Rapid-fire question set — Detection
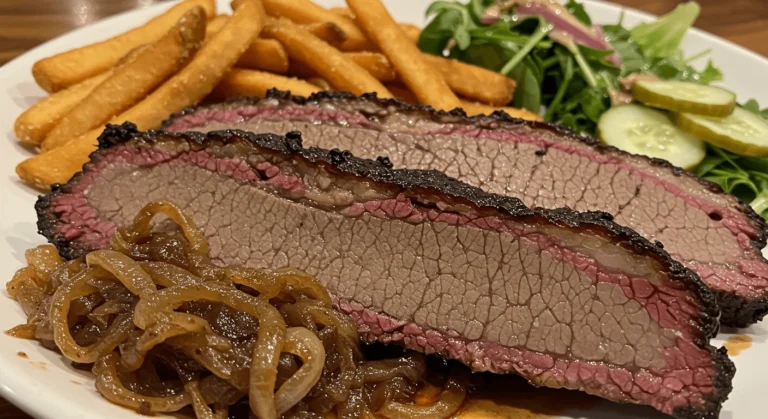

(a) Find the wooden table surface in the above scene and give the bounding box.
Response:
[1,0,767,417]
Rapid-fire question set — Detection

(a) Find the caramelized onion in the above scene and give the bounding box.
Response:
[186,380,228,419]
[95,353,191,412]
[140,261,203,287]
[5,324,36,339]
[50,268,134,363]
[275,328,326,414]
[7,201,468,419]
[86,250,156,297]
[378,369,468,418]
[117,200,209,256]
[25,245,63,288]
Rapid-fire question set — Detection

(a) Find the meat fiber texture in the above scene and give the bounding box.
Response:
[162,90,768,328]
[37,123,734,418]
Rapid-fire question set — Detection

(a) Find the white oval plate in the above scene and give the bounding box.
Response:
[1,1,767,418]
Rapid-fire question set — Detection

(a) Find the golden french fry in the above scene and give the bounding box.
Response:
[345,52,396,83]
[206,14,290,74]
[41,7,208,151]
[344,52,514,105]
[300,22,348,47]
[13,72,111,145]
[461,101,543,122]
[17,0,264,189]
[262,0,372,51]
[306,77,332,91]
[32,0,216,93]
[239,39,291,74]
[213,68,322,99]
[262,18,391,97]
[328,7,355,20]
[347,0,460,110]
[326,7,419,47]
[205,14,230,37]
[421,54,516,106]
[399,23,421,43]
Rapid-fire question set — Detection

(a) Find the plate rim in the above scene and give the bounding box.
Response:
[0,0,765,418]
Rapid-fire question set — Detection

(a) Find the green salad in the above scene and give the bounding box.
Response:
[417,0,768,220]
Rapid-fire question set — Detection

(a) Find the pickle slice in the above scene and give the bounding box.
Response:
[597,104,706,170]
[633,80,736,117]
[675,107,768,157]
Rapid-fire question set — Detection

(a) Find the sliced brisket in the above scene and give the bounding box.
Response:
[161,90,768,327]
[37,123,733,418]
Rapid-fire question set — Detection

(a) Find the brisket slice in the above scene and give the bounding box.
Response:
[37,123,733,418]
[162,90,768,328]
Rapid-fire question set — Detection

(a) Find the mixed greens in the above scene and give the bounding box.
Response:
[418,0,768,220]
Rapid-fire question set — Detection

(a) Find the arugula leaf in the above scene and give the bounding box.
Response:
[419,7,462,54]
[544,48,575,121]
[630,2,700,58]
[603,22,645,75]
[645,52,722,84]
[697,60,723,84]
[743,99,768,119]
[696,140,768,221]
[566,0,592,26]
[743,99,762,114]
[420,1,477,51]
[695,155,726,177]
[499,19,553,75]
[509,56,543,112]
[468,22,548,47]
[468,0,492,21]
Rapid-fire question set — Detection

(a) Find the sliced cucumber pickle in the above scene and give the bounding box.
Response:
[597,104,705,169]
[675,107,768,157]
[632,80,736,117]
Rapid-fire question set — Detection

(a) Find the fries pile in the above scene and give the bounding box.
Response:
[14,0,541,190]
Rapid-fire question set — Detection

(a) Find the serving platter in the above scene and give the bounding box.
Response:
[1,0,767,418]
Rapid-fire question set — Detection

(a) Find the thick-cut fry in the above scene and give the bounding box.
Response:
[326,8,420,50]
[262,18,391,98]
[205,14,230,37]
[399,23,421,43]
[17,0,264,189]
[461,101,543,121]
[41,7,207,151]
[239,39,291,73]
[421,54,516,106]
[328,7,355,20]
[347,0,460,110]
[307,78,332,91]
[205,13,289,74]
[300,22,348,47]
[32,0,216,93]
[214,68,322,99]
[262,0,372,51]
[13,72,111,145]
[344,52,514,104]
[346,52,396,83]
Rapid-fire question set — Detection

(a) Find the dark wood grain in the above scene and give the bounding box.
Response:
[0,0,767,417]
[611,0,768,57]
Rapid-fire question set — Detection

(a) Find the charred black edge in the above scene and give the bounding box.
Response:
[37,122,733,419]
[161,89,768,327]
